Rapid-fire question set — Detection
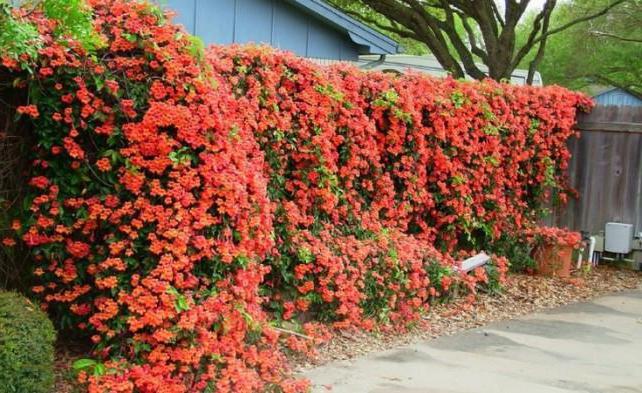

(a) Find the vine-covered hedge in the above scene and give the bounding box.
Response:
[2,2,296,392]
[208,45,590,326]
[0,1,590,392]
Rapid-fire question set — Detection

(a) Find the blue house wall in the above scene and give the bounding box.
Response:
[165,0,365,60]
[593,88,642,107]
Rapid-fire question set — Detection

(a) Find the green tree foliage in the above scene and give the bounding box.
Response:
[330,0,628,84]
[0,2,41,64]
[40,0,104,51]
[519,0,641,96]
[0,0,102,65]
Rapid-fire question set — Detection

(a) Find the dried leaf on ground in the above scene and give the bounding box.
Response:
[56,267,642,387]
[294,266,642,371]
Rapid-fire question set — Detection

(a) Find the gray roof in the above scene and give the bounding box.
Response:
[358,55,543,86]
[592,87,642,107]
[285,0,402,55]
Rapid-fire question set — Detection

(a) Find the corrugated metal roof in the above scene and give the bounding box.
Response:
[306,56,542,86]
[593,88,642,107]
[358,55,543,86]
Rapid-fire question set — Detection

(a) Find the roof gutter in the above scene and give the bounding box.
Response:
[359,54,386,70]
[285,0,401,55]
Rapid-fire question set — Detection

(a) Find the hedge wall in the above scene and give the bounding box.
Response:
[0,1,590,392]
[209,46,590,326]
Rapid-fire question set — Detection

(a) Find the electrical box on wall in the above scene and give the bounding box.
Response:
[604,223,634,254]
[593,235,605,252]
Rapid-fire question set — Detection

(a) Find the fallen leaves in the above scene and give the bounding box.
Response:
[55,266,641,389]
[294,266,642,371]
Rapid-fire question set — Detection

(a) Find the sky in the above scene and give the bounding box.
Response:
[494,0,568,23]
[526,0,549,11]
[495,0,555,18]
[525,0,573,14]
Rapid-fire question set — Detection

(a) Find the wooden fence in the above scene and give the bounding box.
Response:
[544,106,642,235]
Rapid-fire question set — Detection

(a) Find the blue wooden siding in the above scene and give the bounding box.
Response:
[196,1,234,44]
[165,0,362,60]
[594,88,642,107]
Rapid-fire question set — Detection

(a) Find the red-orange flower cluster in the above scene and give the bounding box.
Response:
[1,1,590,392]
[208,45,589,325]
[3,1,297,392]
[526,226,583,249]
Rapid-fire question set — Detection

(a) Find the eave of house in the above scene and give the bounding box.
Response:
[284,0,402,55]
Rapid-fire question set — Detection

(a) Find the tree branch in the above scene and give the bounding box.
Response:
[491,0,505,27]
[437,0,487,79]
[585,74,642,100]
[589,30,642,43]
[512,0,557,70]
[342,8,421,40]
[535,0,628,43]
[331,0,630,83]
[360,0,467,78]
[526,0,557,84]
[457,13,488,62]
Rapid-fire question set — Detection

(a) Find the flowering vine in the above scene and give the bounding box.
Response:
[0,1,590,392]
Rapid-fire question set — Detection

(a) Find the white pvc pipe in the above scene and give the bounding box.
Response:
[588,236,597,267]
[576,247,584,270]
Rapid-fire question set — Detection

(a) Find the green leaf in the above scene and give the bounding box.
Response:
[122,32,137,43]
[167,286,190,312]
[297,247,314,263]
[72,358,97,371]
[93,363,106,376]
[176,296,189,312]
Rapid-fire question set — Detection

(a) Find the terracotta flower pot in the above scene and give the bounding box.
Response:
[534,244,574,278]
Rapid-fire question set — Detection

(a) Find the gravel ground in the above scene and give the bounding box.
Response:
[54,340,88,393]
[54,266,642,391]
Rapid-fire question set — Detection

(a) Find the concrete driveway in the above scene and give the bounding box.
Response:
[304,289,642,393]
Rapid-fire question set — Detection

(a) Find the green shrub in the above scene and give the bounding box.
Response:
[489,234,536,273]
[0,292,56,393]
